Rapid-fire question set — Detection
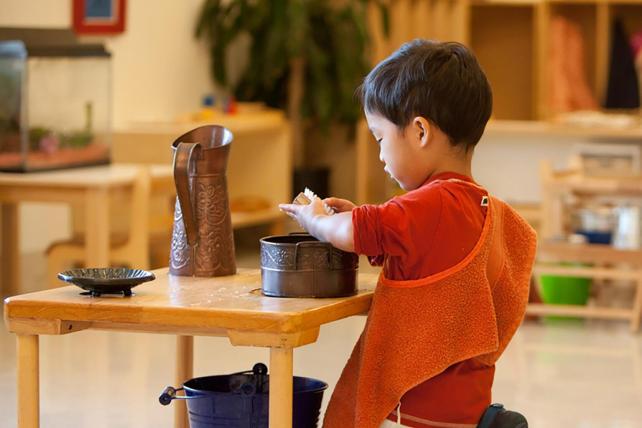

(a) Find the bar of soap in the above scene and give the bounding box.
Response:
[292,187,334,215]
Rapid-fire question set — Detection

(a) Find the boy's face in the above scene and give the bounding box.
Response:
[365,111,431,191]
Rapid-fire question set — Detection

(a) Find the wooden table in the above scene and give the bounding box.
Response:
[0,164,174,297]
[3,268,377,428]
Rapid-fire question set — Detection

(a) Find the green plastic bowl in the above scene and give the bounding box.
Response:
[539,274,591,306]
[539,267,591,322]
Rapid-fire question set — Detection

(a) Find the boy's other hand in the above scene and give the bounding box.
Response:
[323,197,356,213]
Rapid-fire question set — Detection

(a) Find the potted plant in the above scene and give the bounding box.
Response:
[195,0,388,196]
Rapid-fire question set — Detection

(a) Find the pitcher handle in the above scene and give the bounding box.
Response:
[173,142,201,246]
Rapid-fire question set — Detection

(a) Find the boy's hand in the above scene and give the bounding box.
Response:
[279,197,355,252]
[323,197,356,213]
[279,197,330,233]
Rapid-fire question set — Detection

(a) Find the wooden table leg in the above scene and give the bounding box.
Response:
[269,347,293,428]
[17,334,39,428]
[175,336,193,428]
[1,203,20,296]
[85,188,110,267]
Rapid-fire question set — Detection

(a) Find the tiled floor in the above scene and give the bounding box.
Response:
[2,241,642,427]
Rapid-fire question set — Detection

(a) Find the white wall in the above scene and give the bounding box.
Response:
[102,0,212,128]
[474,134,642,203]
[0,0,69,28]
[0,0,213,253]
[474,134,579,203]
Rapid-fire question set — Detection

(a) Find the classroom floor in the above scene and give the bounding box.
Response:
[2,238,642,428]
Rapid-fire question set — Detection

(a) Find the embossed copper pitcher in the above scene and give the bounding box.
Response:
[169,125,236,277]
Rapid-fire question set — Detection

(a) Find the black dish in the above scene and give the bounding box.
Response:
[57,268,155,297]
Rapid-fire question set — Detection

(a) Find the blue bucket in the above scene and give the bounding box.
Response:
[160,363,328,428]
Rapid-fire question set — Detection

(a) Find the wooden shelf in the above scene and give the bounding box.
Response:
[125,110,287,136]
[475,0,642,5]
[151,208,283,235]
[231,208,283,229]
[472,0,543,6]
[535,264,641,280]
[543,171,642,196]
[485,118,642,139]
[539,241,642,264]
[526,303,633,319]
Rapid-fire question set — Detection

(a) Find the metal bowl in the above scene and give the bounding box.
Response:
[259,233,358,298]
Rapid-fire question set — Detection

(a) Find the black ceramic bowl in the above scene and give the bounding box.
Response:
[57,267,155,297]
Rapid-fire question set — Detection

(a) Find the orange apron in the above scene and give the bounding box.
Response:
[323,196,537,428]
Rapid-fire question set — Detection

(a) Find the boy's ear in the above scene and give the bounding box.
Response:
[412,116,432,148]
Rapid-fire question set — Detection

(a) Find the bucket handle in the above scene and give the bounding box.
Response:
[159,363,268,406]
[159,386,204,405]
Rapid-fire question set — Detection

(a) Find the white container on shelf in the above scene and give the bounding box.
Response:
[613,205,641,250]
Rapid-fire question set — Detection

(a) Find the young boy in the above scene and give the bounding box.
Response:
[280,39,536,428]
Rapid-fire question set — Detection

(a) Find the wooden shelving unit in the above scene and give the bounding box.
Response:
[357,0,642,204]
[536,160,642,331]
[365,0,637,121]
[357,2,642,330]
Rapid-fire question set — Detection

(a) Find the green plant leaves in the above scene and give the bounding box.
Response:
[194,0,386,130]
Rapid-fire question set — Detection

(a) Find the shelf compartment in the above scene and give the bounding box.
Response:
[550,3,599,102]
[610,2,642,36]
[471,4,536,120]
[538,241,642,263]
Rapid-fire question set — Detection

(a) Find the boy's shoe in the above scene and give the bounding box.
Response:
[478,403,528,428]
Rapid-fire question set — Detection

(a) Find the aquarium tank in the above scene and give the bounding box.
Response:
[0,28,111,172]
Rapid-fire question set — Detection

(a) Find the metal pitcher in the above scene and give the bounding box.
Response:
[169,125,236,277]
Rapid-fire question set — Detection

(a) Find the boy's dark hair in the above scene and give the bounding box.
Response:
[359,39,492,150]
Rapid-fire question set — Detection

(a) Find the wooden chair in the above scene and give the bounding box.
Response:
[46,167,151,288]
